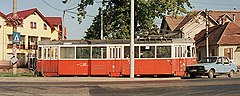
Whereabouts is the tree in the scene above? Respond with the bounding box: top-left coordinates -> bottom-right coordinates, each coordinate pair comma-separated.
72,0 -> 192,39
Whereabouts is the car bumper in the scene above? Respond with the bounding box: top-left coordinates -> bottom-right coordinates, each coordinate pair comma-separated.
186,69 -> 207,75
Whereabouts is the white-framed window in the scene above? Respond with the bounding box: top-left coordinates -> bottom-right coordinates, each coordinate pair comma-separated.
30,22 -> 37,29
43,23 -> 47,30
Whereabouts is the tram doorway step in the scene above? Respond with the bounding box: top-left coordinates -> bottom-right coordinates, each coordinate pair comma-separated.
109,72 -> 121,77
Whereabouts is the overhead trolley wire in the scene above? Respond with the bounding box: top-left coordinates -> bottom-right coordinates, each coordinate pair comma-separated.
191,1 -> 240,7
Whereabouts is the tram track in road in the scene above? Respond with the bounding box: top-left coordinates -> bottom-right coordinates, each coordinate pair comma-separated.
0,78 -> 240,96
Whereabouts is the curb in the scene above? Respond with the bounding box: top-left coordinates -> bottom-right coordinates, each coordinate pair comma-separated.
0,77 -> 181,82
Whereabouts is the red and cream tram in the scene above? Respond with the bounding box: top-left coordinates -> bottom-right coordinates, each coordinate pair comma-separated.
36,38 -> 197,77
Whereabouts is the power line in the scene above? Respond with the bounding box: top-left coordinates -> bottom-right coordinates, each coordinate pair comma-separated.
191,1 -> 240,7
42,0 -> 63,12
67,0 -> 80,9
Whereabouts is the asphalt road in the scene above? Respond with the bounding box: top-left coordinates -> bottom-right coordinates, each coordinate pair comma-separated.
0,76 -> 240,96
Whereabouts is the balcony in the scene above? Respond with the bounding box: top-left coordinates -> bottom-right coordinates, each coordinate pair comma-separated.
7,44 -> 25,49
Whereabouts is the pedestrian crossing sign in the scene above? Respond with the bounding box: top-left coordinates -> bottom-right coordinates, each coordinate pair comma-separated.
12,32 -> 20,44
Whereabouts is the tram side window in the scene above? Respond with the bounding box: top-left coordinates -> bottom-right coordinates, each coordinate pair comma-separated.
157,46 -> 171,58
192,47 -> 196,57
60,47 -> 75,59
140,46 -> 155,58
124,46 -> 139,58
187,46 -> 191,57
47,48 -> 51,59
135,46 -> 139,58
55,48 -> 58,59
124,46 -> 130,58
38,47 -> 42,59
43,48 -> 46,59
50,48 -> 54,59
76,47 -> 90,59
178,46 -> 182,57
92,47 -> 106,59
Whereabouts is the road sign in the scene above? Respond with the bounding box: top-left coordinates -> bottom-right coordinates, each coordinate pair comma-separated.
11,56 -> 18,65
12,47 -> 17,55
12,32 -> 20,44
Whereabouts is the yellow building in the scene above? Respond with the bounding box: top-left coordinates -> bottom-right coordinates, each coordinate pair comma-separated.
0,8 -> 64,67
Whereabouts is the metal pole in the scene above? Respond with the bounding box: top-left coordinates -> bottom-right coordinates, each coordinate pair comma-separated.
62,10 -> 66,40
205,9 -> 209,57
12,0 -> 17,75
100,1 -> 104,58
100,1 -> 103,40
130,0 -> 135,79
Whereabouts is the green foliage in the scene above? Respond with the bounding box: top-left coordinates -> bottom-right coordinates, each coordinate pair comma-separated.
76,0 -> 192,39
0,72 -> 34,77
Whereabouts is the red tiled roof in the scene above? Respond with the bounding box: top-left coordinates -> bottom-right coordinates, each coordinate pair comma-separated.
195,23 -> 226,47
195,22 -> 240,47
208,11 -> 240,26
218,22 -> 240,45
165,16 -> 185,31
174,15 -> 192,31
0,12 -> 6,19
45,17 -> 64,37
7,8 -> 43,19
45,17 -> 62,26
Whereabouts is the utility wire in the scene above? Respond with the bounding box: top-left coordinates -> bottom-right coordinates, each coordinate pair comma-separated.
67,0 -> 80,9
42,0 -> 63,12
191,1 -> 240,7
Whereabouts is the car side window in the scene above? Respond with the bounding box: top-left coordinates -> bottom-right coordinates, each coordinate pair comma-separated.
223,57 -> 229,64
217,58 -> 223,64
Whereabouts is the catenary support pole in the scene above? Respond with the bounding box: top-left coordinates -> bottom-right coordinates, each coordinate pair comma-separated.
12,0 -> 17,75
205,9 -> 209,57
130,0 -> 134,79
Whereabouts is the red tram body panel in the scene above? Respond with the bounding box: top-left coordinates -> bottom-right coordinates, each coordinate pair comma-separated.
37,38 -> 197,77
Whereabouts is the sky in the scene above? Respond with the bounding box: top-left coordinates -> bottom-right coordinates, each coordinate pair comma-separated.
0,0 -> 240,40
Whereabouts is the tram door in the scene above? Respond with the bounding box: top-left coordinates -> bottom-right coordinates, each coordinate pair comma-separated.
109,46 -> 122,76
172,45 -> 186,76
41,47 -> 58,75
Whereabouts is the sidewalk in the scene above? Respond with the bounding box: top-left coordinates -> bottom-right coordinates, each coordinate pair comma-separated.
0,76 -> 181,82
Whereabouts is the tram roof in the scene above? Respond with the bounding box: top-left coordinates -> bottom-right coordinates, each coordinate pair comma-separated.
38,38 -> 194,45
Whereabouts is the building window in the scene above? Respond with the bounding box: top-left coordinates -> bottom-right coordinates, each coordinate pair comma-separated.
28,36 -> 38,49
43,23 -> 47,30
30,22 -> 37,29
224,48 -> 233,59
210,49 -> 215,56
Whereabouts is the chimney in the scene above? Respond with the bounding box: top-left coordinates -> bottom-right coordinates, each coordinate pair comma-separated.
233,14 -> 236,22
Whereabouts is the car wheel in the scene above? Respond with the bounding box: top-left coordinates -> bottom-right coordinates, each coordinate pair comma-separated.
228,70 -> 234,78
208,70 -> 215,78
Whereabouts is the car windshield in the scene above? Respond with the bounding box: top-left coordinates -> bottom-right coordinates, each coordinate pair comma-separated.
199,57 -> 217,63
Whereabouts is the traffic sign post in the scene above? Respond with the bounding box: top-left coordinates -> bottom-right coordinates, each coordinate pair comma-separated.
12,44 -> 17,74
12,32 -> 20,75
